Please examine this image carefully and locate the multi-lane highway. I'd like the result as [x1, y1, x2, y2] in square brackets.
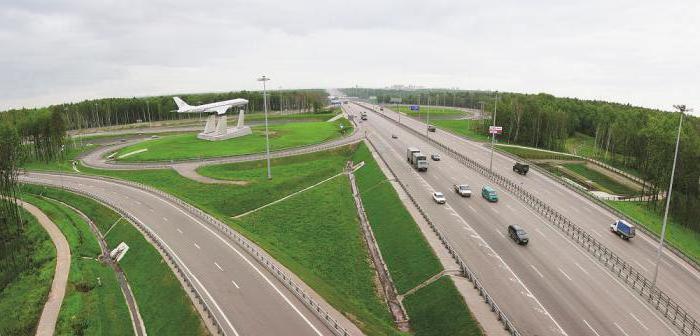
[20, 172, 352, 336]
[344, 102, 699, 336]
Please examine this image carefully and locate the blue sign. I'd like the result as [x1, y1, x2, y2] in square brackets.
[410, 105, 420, 111]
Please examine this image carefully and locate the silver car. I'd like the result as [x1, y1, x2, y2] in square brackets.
[432, 192, 446, 204]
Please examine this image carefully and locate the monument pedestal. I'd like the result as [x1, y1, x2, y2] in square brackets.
[197, 110, 252, 141]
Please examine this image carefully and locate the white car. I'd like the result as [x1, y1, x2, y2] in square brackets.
[432, 192, 446, 204]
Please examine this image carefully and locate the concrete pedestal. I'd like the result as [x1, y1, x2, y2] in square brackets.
[197, 112, 252, 141]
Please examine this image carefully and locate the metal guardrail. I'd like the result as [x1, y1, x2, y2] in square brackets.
[26, 172, 352, 336]
[363, 137, 521, 336]
[359, 102, 700, 336]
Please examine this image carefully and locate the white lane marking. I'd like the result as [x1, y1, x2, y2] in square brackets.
[231, 280, 240, 289]
[629, 312, 649, 330]
[162, 216, 168, 221]
[558, 268, 572, 281]
[467, 204, 477, 212]
[535, 228, 547, 237]
[194, 243, 201, 250]
[530, 265, 545, 278]
[496, 230, 505, 238]
[176, 228, 183, 234]
[215, 262, 224, 272]
[135, 200, 141, 205]
[583, 320, 602, 336]
[149, 208, 154, 212]
[614, 322, 631, 336]
[634, 260, 649, 272]
[574, 262, 590, 276]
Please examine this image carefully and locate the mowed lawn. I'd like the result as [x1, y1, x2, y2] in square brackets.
[432, 119, 491, 142]
[562, 163, 639, 196]
[391, 105, 466, 117]
[114, 120, 351, 162]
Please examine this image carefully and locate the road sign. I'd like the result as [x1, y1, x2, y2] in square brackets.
[390, 97, 402, 103]
[489, 126, 503, 134]
[409, 105, 420, 111]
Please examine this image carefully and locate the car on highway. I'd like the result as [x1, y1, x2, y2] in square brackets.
[361, 115, 367, 120]
[392, 134, 398, 139]
[508, 225, 529, 245]
[453, 184, 472, 197]
[481, 185, 498, 202]
[427, 125, 436, 132]
[610, 219, 635, 240]
[432, 192, 446, 204]
[431, 154, 441, 161]
[513, 162, 529, 175]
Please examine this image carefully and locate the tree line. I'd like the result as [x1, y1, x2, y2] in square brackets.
[0, 89, 328, 131]
[347, 88, 700, 233]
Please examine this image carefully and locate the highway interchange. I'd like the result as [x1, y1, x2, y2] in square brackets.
[18, 98, 700, 336]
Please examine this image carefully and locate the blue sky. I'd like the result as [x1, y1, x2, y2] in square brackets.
[1, 0, 698, 114]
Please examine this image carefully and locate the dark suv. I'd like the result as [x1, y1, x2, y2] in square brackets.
[508, 225, 529, 245]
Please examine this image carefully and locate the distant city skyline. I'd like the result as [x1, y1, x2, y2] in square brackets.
[1, 0, 698, 115]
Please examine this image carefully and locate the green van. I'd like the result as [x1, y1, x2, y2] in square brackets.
[481, 185, 498, 202]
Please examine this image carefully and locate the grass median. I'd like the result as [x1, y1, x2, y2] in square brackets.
[21, 185, 208, 336]
[431, 119, 491, 142]
[0, 206, 55, 336]
[19, 192, 133, 336]
[391, 105, 466, 117]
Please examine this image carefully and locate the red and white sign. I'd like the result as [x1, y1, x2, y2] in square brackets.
[489, 126, 503, 134]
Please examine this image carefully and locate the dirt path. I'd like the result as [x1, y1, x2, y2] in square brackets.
[18, 200, 71, 336]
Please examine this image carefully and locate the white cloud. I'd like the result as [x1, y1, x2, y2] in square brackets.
[0, 0, 698, 114]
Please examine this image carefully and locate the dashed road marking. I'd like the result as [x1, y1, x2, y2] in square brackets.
[214, 262, 224, 272]
[634, 260, 648, 272]
[176, 228, 183, 234]
[194, 243, 200, 250]
[583, 320, 602, 336]
[530, 265, 544, 278]
[629, 312, 649, 330]
[231, 280, 240, 289]
[535, 228, 546, 237]
[559, 268, 572, 281]
[614, 322, 631, 336]
[162, 217, 168, 221]
[574, 262, 589, 276]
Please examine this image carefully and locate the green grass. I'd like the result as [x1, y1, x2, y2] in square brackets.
[351, 143, 441, 293]
[114, 120, 351, 162]
[495, 144, 579, 161]
[20, 185, 208, 336]
[565, 132, 598, 157]
[605, 201, 700, 264]
[22, 142, 97, 172]
[431, 119, 491, 142]
[391, 105, 466, 117]
[237, 176, 401, 336]
[403, 277, 482, 336]
[562, 163, 639, 196]
[0, 207, 56, 336]
[19, 193, 133, 336]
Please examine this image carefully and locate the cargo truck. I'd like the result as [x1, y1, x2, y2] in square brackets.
[610, 220, 635, 240]
[407, 147, 428, 171]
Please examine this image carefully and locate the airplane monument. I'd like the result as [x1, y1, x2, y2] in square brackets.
[173, 97, 251, 141]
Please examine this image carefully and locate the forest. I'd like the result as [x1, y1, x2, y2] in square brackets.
[346, 88, 700, 233]
[0, 89, 328, 131]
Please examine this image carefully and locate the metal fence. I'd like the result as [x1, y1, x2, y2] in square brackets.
[363, 136, 521, 336]
[359, 102, 700, 336]
[26, 173, 352, 336]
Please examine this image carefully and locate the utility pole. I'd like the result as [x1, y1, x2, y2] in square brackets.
[652, 104, 690, 286]
[489, 91, 499, 173]
[426, 96, 431, 136]
[258, 75, 272, 179]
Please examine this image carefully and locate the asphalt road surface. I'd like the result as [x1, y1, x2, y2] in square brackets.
[346, 103, 698, 336]
[20, 172, 338, 336]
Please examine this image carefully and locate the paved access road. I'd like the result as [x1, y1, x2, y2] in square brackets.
[20, 172, 344, 336]
[345, 103, 692, 336]
[359, 102, 700, 321]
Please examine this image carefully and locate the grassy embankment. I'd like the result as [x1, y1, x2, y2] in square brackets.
[0, 206, 55, 335]
[605, 201, 700, 265]
[390, 105, 465, 117]
[352, 143, 482, 335]
[78, 146, 403, 335]
[562, 163, 639, 196]
[21, 185, 208, 336]
[114, 120, 352, 162]
[19, 193, 133, 336]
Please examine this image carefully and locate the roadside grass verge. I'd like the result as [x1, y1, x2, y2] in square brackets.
[19, 192, 133, 336]
[20, 185, 208, 336]
[391, 105, 466, 117]
[431, 119, 491, 142]
[114, 120, 352, 162]
[0, 206, 55, 336]
[562, 163, 639, 196]
[495, 144, 579, 161]
[403, 277, 482, 336]
[236, 176, 401, 336]
[22, 142, 95, 172]
[351, 143, 441, 293]
[605, 201, 700, 265]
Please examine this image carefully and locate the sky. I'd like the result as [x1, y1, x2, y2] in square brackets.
[1, 0, 698, 114]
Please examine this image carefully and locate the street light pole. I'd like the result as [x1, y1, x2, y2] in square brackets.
[652, 104, 689, 286]
[258, 75, 272, 179]
[489, 91, 499, 173]
[426, 96, 431, 136]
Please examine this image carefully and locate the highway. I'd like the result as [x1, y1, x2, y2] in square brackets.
[20, 172, 345, 336]
[345, 103, 694, 336]
[359, 102, 700, 321]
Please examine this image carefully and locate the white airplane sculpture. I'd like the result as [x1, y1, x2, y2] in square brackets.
[172, 97, 251, 141]
[173, 97, 249, 115]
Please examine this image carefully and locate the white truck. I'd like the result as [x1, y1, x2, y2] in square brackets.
[407, 147, 428, 171]
[610, 219, 635, 240]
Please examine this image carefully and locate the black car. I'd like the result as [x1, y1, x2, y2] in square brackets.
[508, 224, 529, 245]
[391, 134, 398, 139]
[513, 162, 529, 175]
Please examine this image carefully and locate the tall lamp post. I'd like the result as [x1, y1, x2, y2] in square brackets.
[489, 91, 499, 173]
[652, 104, 690, 286]
[258, 75, 272, 179]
